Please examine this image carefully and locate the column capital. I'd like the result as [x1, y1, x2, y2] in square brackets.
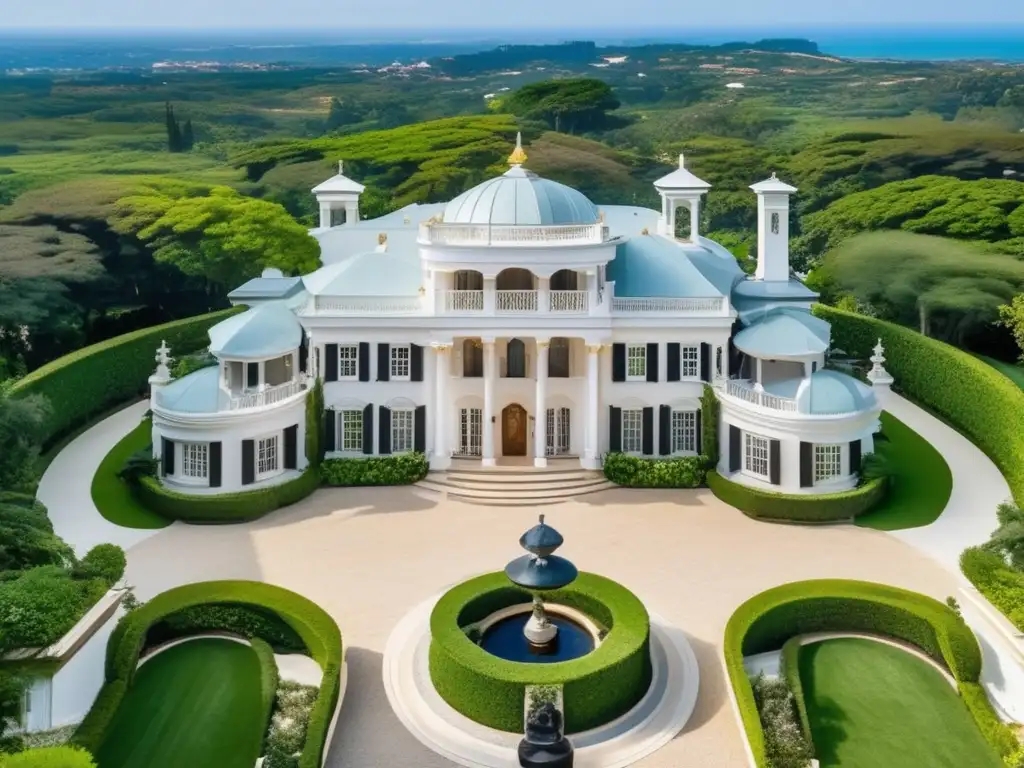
[431, 342, 453, 353]
[586, 343, 606, 353]
[481, 337, 496, 346]
[536, 338, 551, 349]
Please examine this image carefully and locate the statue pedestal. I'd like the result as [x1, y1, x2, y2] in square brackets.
[518, 739, 574, 768]
[524, 613, 557, 646]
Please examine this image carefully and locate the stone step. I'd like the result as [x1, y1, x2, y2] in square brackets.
[429, 476, 609, 492]
[447, 458, 583, 474]
[415, 479, 615, 504]
[436, 470, 604, 486]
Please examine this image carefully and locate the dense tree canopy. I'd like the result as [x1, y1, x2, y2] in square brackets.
[501, 79, 620, 133]
[0, 391, 50, 492]
[999, 295, 1024, 363]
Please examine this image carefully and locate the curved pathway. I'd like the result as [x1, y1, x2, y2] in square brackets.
[39, 396, 1024, 766]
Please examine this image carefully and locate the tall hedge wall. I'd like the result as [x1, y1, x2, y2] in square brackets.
[707, 470, 887, 523]
[10, 308, 241, 448]
[73, 581, 342, 768]
[814, 305, 1024, 507]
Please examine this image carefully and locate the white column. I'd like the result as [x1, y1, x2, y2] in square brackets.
[534, 339, 549, 467]
[431, 343, 451, 469]
[482, 339, 496, 467]
[484, 276, 496, 315]
[319, 203, 332, 229]
[667, 197, 676, 237]
[584, 344, 601, 469]
[754, 358, 763, 391]
[538, 276, 550, 314]
[690, 199, 700, 241]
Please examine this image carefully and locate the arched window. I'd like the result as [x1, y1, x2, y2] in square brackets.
[496, 268, 534, 291]
[506, 338, 526, 378]
[455, 270, 483, 291]
[549, 338, 570, 378]
[550, 269, 578, 291]
[463, 339, 483, 378]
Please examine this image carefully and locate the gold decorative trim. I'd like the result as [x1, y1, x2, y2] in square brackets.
[508, 131, 527, 166]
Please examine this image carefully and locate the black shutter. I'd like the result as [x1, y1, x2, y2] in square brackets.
[612, 344, 626, 382]
[362, 404, 374, 454]
[700, 343, 712, 382]
[324, 409, 336, 452]
[812, 361, 818, 374]
[242, 439, 255, 485]
[284, 425, 298, 469]
[209, 442, 222, 488]
[324, 344, 338, 382]
[247, 362, 259, 388]
[410, 344, 424, 382]
[696, 410, 703, 454]
[358, 342, 370, 382]
[379, 406, 392, 454]
[800, 441, 813, 488]
[609, 407, 622, 452]
[646, 343, 659, 382]
[667, 343, 681, 382]
[659, 404, 671, 455]
[162, 437, 175, 476]
[377, 344, 390, 381]
[642, 407, 654, 455]
[729, 426, 741, 472]
[770, 439, 781, 485]
[415, 405, 426, 452]
[850, 440, 862, 475]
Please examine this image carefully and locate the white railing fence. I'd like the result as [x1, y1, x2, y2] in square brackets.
[724, 379, 798, 413]
[549, 290, 588, 313]
[445, 290, 484, 312]
[611, 297, 725, 313]
[226, 379, 307, 411]
[496, 290, 538, 313]
[314, 296, 422, 314]
[420, 222, 607, 247]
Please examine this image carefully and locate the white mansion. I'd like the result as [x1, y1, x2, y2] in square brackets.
[148, 135, 885, 496]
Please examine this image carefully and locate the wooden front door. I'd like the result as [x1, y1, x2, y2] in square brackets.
[502, 403, 528, 456]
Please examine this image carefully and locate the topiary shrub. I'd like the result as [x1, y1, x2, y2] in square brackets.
[707, 470, 887, 523]
[250, 638, 279, 754]
[319, 452, 428, 486]
[305, 379, 324, 466]
[146, 603, 307, 653]
[779, 637, 813, 748]
[602, 453, 705, 488]
[700, 384, 720, 467]
[0, 745, 97, 767]
[73, 544, 126, 585]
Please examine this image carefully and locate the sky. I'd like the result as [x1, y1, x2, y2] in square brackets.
[5, 0, 1024, 32]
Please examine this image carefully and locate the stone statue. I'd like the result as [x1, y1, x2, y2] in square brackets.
[518, 702, 574, 767]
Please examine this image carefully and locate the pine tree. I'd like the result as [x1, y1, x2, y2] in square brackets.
[165, 103, 183, 153]
[181, 119, 194, 151]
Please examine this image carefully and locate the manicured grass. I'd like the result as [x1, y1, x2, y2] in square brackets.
[978, 355, 1024, 392]
[95, 639, 265, 768]
[798, 638, 1001, 768]
[855, 411, 952, 531]
[90, 418, 170, 529]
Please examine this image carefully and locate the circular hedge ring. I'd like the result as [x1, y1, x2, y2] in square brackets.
[428, 571, 651, 733]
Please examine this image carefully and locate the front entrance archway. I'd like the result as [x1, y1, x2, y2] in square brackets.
[501, 403, 528, 456]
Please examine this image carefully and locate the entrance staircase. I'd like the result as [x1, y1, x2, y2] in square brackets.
[415, 457, 614, 507]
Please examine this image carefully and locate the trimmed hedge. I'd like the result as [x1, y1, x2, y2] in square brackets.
[707, 470, 887, 523]
[429, 571, 651, 734]
[779, 637, 813, 748]
[251, 637, 280, 755]
[146, 603, 307, 652]
[320, 452, 428, 486]
[961, 547, 1024, 633]
[73, 580, 342, 768]
[10, 308, 241, 449]
[814, 305, 1024, 507]
[724, 579, 993, 767]
[603, 453, 706, 488]
[134, 467, 320, 523]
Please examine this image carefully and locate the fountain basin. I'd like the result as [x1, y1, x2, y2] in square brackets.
[478, 604, 599, 663]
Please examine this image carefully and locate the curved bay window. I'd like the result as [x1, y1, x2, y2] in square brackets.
[454, 269, 483, 290]
[550, 269, 578, 291]
[549, 337, 570, 378]
[506, 338, 526, 378]
[463, 338, 483, 378]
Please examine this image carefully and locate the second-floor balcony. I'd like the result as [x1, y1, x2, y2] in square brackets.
[724, 378, 798, 413]
[224, 378, 307, 411]
[420, 222, 609, 247]
[444, 289, 590, 314]
[720, 375, 878, 418]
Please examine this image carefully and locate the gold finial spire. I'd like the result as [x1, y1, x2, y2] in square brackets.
[508, 131, 527, 166]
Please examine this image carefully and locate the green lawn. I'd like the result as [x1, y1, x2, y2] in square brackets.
[799, 638, 1001, 768]
[978, 355, 1024, 392]
[855, 411, 952, 531]
[95, 639, 265, 768]
[90, 418, 170, 529]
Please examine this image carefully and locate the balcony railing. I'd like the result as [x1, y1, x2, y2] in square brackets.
[611, 296, 726, 314]
[420, 222, 608, 247]
[549, 290, 588, 313]
[496, 290, 538, 313]
[313, 295, 422, 314]
[227, 379, 307, 411]
[446, 290, 484, 312]
[724, 379, 798, 412]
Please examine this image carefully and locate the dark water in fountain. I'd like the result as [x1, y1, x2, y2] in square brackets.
[480, 613, 595, 663]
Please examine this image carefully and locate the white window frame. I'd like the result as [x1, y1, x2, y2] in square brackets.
[681, 345, 700, 379]
[744, 432, 770, 480]
[459, 407, 482, 456]
[338, 344, 359, 380]
[626, 344, 647, 381]
[814, 444, 843, 484]
[622, 408, 643, 454]
[176, 442, 209, 483]
[392, 407, 415, 454]
[339, 409, 363, 453]
[391, 344, 411, 381]
[671, 410, 697, 455]
[546, 407, 571, 456]
[256, 432, 281, 481]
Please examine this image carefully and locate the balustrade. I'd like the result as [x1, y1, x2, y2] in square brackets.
[496, 290, 538, 313]
[445, 290, 484, 312]
[549, 290, 588, 313]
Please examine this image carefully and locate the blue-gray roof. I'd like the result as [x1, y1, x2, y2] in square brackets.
[303, 249, 421, 296]
[158, 366, 221, 413]
[228, 276, 304, 302]
[313, 202, 445, 266]
[762, 370, 877, 415]
[208, 302, 303, 360]
[443, 166, 599, 226]
[607, 235, 725, 298]
[733, 278, 819, 325]
[733, 309, 830, 358]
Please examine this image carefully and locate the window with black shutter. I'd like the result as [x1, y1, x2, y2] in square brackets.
[284, 425, 298, 470]
[324, 408, 336, 452]
[411, 344, 424, 382]
[415, 405, 426, 452]
[377, 344, 390, 381]
[378, 406, 392, 454]
[850, 439, 862, 475]
[209, 442, 222, 487]
[667, 344, 681, 382]
[646, 343, 659, 382]
[659, 404, 671, 455]
[800, 441, 813, 488]
[729, 426, 741, 472]
[241, 439, 255, 485]
[362, 404, 374, 454]
[612, 344, 626, 382]
[642, 407, 654, 455]
[359, 342, 370, 381]
[696, 410, 703, 454]
[324, 344, 338, 381]
[162, 437, 175, 476]
[609, 407, 622, 452]
[700, 343, 711, 382]
[769, 439, 781, 485]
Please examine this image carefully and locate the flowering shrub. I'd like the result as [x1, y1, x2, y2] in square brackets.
[750, 674, 812, 768]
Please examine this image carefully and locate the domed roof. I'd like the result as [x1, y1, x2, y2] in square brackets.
[807, 370, 876, 415]
[442, 165, 599, 226]
[208, 302, 302, 360]
[733, 309, 830, 358]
